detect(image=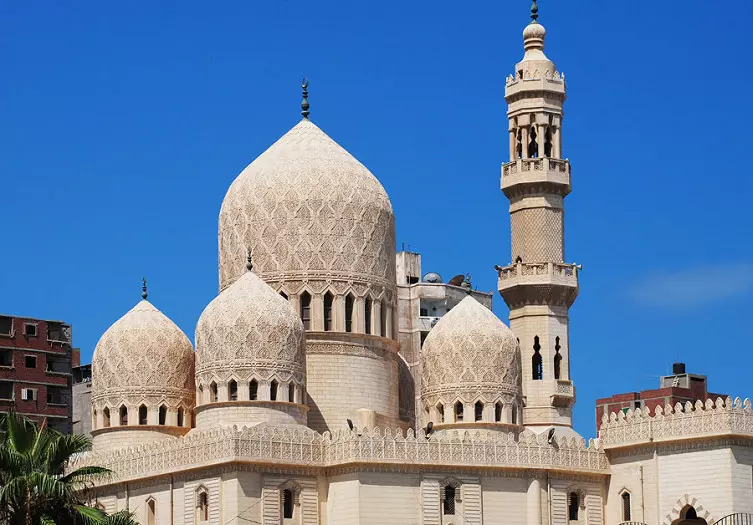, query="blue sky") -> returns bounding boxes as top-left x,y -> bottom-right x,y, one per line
2,1 -> 752,437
